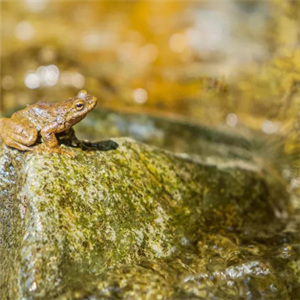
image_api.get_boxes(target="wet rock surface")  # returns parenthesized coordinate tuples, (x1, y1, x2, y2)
(75, 108, 256, 160)
(1, 131, 299, 300)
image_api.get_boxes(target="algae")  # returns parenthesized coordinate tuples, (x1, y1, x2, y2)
(0, 136, 298, 300)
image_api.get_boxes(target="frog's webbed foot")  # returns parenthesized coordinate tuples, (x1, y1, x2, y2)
(33, 144, 75, 158)
(78, 139, 119, 151)
(7, 142, 37, 152)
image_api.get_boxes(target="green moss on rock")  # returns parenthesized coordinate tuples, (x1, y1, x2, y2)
(0, 138, 297, 300)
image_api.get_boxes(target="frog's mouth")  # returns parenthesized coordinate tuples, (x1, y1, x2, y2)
(87, 96, 97, 110)
(82, 94, 97, 111)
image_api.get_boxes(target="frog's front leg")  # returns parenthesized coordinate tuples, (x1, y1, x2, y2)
(40, 123, 59, 148)
(39, 124, 75, 157)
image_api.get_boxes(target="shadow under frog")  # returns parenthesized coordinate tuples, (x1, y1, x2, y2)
(0, 90, 118, 154)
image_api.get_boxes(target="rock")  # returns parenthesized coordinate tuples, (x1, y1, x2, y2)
(0, 137, 296, 300)
(75, 108, 256, 160)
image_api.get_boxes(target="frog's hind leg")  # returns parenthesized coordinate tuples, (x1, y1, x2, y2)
(0, 118, 38, 151)
(1, 136, 36, 151)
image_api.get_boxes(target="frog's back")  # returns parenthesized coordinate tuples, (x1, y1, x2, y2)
(14, 102, 56, 131)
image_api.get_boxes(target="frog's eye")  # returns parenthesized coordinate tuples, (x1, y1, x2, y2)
(75, 101, 85, 110)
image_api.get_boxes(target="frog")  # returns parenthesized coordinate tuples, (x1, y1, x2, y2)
(0, 90, 97, 154)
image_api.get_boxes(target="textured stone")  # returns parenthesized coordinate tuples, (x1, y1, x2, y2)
(0, 135, 294, 300)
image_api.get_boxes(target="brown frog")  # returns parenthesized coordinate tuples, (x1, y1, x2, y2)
(0, 90, 97, 153)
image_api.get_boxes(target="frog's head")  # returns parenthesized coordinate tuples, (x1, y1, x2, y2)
(65, 90, 97, 124)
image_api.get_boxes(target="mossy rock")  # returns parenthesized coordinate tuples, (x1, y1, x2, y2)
(0, 137, 297, 300)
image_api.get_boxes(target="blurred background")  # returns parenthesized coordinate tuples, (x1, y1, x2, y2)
(0, 0, 299, 132)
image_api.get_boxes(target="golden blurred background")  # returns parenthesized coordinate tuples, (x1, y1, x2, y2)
(1, 0, 300, 131)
